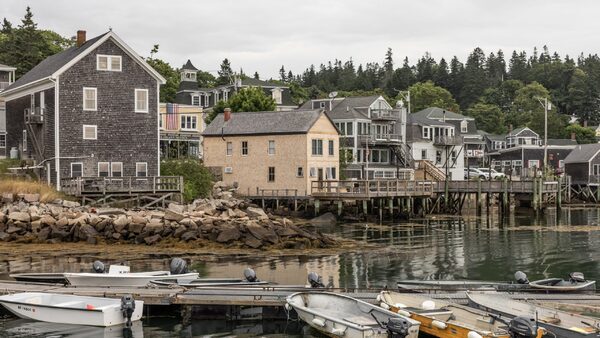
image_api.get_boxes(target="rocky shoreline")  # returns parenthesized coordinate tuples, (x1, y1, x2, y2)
(0, 183, 337, 250)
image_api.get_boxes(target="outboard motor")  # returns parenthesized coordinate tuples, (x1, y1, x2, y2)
(569, 272, 585, 283)
(92, 261, 105, 273)
(307, 272, 325, 288)
(170, 258, 188, 275)
(244, 268, 259, 282)
(387, 318, 412, 338)
(120, 294, 136, 328)
(508, 316, 538, 338)
(514, 271, 529, 284)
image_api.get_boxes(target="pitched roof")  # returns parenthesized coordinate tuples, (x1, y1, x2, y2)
(546, 138, 577, 146)
(413, 107, 473, 120)
(203, 109, 332, 136)
(564, 143, 600, 164)
(299, 95, 382, 119)
(485, 134, 507, 141)
(178, 80, 199, 92)
(241, 77, 288, 88)
(182, 59, 198, 71)
(408, 111, 453, 127)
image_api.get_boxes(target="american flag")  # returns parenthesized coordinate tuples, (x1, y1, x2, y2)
(166, 103, 179, 130)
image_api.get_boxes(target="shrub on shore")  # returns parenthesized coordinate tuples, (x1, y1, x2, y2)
(0, 180, 64, 203)
(161, 159, 213, 202)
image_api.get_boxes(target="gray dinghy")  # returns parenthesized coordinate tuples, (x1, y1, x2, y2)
(467, 292, 600, 338)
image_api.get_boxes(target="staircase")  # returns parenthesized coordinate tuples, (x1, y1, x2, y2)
(391, 144, 414, 168)
(416, 160, 446, 181)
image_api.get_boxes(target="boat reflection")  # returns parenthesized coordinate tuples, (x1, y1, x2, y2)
(0, 319, 143, 338)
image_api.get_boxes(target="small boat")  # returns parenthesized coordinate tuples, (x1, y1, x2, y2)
(286, 292, 421, 338)
(150, 278, 269, 287)
(378, 291, 545, 338)
(528, 272, 596, 292)
(2, 318, 144, 338)
(0, 292, 143, 327)
(64, 265, 198, 287)
(468, 292, 600, 338)
(9, 272, 68, 284)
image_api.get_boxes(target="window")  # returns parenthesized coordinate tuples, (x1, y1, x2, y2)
(528, 160, 540, 168)
(421, 149, 427, 160)
(436, 150, 442, 164)
(98, 162, 110, 177)
(450, 150, 457, 163)
(513, 160, 522, 167)
(111, 162, 123, 177)
(594, 164, 600, 176)
(180, 115, 197, 130)
(328, 140, 334, 156)
(370, 149, 389, 163)
(136, 162, 148, 177)
(71, 163, 83, 177)
(97, 55, 122, 71)
(272, 88, 282, 104)
(460, 120, 468, 133)
(22, 130, 27, 152)
(310, 167, 317, 178)
(312, 139, 323, 155)
(558, 160, 565, 169)
(223, 90, 229, 101)
(320, 102, 326, 108)
(83, 125, 97, 140)
(241, 141, 248, 156)
(268, 140, 275, 155)
(268, 167, 275, 182)
(192, 95, 200, 106)
(503, 160, 512, 167)
(0, 134, 5, 148)
(423, 127, 430, 139)
(297, 167, 304, 177)
(83, 87, 97, 111)
(226, 142, 232, 156)
(326, 167, 337, 180)
(135, 89, 149, 113)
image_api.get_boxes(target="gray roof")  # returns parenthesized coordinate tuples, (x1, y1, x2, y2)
(241, 77, 288, 88)
(298, 95, 381, 117)
(203, 109, 333, 136)
(413, 107, 474, 120)
(508, 126, 537, 137)
(5, 32, 109, 92)
(408, 111, 453, 127)
(546, 139, 577, 146)
(182, 59, 198, 71)
(177, 80, 199, 92)
(564, 143, 600, 164)
(486, 134, 507, 141)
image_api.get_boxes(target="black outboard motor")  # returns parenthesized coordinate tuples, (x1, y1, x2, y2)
(508, 316, 538, 338)
(92, 261, 105, 273)
(244, 268, 259, 282)
(569, 272, 585, 282)
(387, 318, 412, 338)
(514, 271, 529, 284)
(307, 272, 325, 288)
(120, 294, 136, 328)
(170, 258, 188, 275)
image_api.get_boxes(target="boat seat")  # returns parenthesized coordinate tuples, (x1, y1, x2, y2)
(54, 301, 84, 308)
(406, 307, 453, 317)
(540, 317, 561, 324)
(343, 315, 378, 326)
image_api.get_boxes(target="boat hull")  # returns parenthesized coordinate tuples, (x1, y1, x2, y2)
(64, 272, 199, 287)
(529, 278, 596, 292)
(0, 293, 143, 327)
(10, 273, 68, 284)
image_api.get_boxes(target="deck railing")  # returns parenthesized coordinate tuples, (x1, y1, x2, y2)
(61, 176, 183, 196)
(311, 179, 434, 198)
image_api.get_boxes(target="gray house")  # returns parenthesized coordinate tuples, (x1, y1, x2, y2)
(0, 30, 166, 189)
(564, 143, 600, 184)
(0, 63, 17, 158)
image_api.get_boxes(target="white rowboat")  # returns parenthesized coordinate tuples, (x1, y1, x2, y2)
(0, 292, 143, 327)
(64, 265, 198, 287)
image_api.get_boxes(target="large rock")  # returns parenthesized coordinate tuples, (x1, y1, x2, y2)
(168, 203, 186, 214)
(246, 222, 279, 244)
(22, 194, 40, 203)
(0, 232, 9, 241)
(243, 234, 262, 249)
(181, 231, 198, 242)
(2, 193, 14, 203)
(8, 212, 30, 223)
(173, 226, 187, 238)
(37, 227, 51, 241)
(78, 224, 99, 240)
(144, 234, 162, 245)
(62, 200, 80, 208)
(113, 215, 129, 232)
(216, 226, 241, 243)
(144, 222, 164, 235)
(128, 222, 145, 234)
(310, 212, 337, 226)
(164, 210, 185, 222)
(246, 207, 268, 219)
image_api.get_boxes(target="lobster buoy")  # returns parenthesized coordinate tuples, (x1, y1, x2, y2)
(397, 309, 412, 317)
(380, 302, 390, 310)
(432, 320, 447, 329)
(468, 331, 483, 338)
(312, 317, 326, 327)
(421, 300, 436, 310)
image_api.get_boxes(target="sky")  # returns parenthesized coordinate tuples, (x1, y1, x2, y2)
(3, 1, 600, 79)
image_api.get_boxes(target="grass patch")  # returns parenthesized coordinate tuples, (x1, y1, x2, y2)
(0, 180, 65, 203)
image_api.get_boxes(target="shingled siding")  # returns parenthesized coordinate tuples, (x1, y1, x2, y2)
(58, 39, 158, 179)
(5, 95, 31, 159)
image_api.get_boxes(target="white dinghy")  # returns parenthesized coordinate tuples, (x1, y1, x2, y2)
(0, 292, 143, 327)
(286, 292, 420, 338)
(64, 259, 198, 287)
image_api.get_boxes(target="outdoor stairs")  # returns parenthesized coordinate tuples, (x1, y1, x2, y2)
(416, 160, 446, 181)
(391, 144, 414, 168)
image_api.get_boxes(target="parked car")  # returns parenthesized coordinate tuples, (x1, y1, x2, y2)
(477, 168, 506, 180)
(464, 168, 487, 180)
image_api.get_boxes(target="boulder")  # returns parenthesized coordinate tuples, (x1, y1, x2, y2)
(128, 222, 145, 234)
(2, 193, 14, 203)
(181, 231, 198, 242)
(243, 234, 262, 249)
(37, 227, 51, 241)
(216, 226, 241, 243)
(168, 203, 186, 214)
(22, 194, 40, 203)
(309, 212, 337, 226)
(246, 207, 268, 219)
(0, 232, 9, 241)
(62, 200, 80, 208)
(144, 222, 165, 235)
(144, 234, 162, 245)
(113, 215, 129, 232)
(246, 222, 279, 244)
(79, 224, 99, 241)
(95, 218, 112, 232)
(6, 226, 21, 234)
(173, 226, 187, 238)
(164, 210, 185, 222)
(8, 212, 30, 223)
(96, 208, 126, 216)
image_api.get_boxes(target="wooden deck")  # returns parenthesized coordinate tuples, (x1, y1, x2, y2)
(61, 176, 183, 197)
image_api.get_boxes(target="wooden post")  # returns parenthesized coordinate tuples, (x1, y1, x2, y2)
(337, 200, 343, 216)
(362, 200, 368, 216)
(532, 177, 538, 211)
(378, 198, 383, 223)
(476, 179, 482, 215)
(314, 199, 320, 216)
(388, 198, 394, 218)
(503, 178, 509, 215)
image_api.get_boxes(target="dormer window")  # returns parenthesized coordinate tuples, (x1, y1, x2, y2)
(460, 120, 468, 133)
(97, 55, 121, 71)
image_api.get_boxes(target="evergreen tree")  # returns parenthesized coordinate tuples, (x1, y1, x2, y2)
(279, 65, 286, 82)
(508, 50, 529, 82)
(253, 71, 259, 80)
(460, 47, 487, 109)
(415, 52, 436, 83)
(448, 56, 464, 100)
(433, 57, 450, 89)
(216, 58, 233, 85)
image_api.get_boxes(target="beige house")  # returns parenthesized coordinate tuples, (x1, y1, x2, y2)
(203, 109, 339, 196)
(159, 103, 205, 159)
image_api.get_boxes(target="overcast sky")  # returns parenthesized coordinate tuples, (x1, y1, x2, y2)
(3, 1, 599, 79)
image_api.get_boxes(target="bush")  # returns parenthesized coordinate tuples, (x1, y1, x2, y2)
(161, 159, 213, 202)
(0, 179, 65, 202)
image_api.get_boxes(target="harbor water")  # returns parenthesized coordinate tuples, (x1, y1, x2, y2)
(0, 207, 599, 337)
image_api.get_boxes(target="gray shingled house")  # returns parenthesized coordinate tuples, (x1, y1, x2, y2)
(0, 30, 166, 190)
(564, 143, 600, 184)
(0, 63, 17, 158)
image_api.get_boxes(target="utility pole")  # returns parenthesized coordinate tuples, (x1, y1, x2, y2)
(536, 97, 550, 173)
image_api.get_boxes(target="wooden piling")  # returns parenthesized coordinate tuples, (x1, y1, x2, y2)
(337, 200, 343, 216)
(388, 198, 394, 218)
(476, 179, 482, 215)
(314, 199, 320, 216)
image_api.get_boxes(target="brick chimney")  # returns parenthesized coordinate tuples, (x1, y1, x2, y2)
(224, 108, 232, 122)
(571, 132, 576, 141)
(76, 30, 86, 47)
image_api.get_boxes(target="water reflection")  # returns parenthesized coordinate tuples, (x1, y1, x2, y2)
(0, 319, 143, 338)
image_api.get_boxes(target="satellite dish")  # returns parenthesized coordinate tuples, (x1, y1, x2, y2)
(328, 91, 338, 99)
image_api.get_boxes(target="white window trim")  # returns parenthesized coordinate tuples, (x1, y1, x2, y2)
(71, 162, 83, 177)
(83, 124, 97, 140)
(180, 114, 197, 131)
(241, 141, 248, 156)
(191, 95, 200, 106)
(0, 134, 6, 148)
(96, 54, 122, 71)
(226, 142, 233, 156)
(110, 162, 123, 177)
(309, 167, 317, 178)
(98, 162, 110, 177)
(268, 140, 275, 155)
(83, 87, 97, 111)
(136, 162, 148, 177)
(22, 130, 27, 151)
(135, 89, 149, 113)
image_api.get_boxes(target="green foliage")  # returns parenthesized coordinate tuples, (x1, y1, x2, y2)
(0, 7, 72, 77)
(338, 149, 354, 180)
(146, 45, 179, 103)
(160, 159, 213, 202)
(407, 81, 460, 112)
(565, 124, 597, 144)
(197, 70, 216, 88)
(466, 103, 507, 134)
(205, 87, 276, 124)
(217, 58, 233, 85)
